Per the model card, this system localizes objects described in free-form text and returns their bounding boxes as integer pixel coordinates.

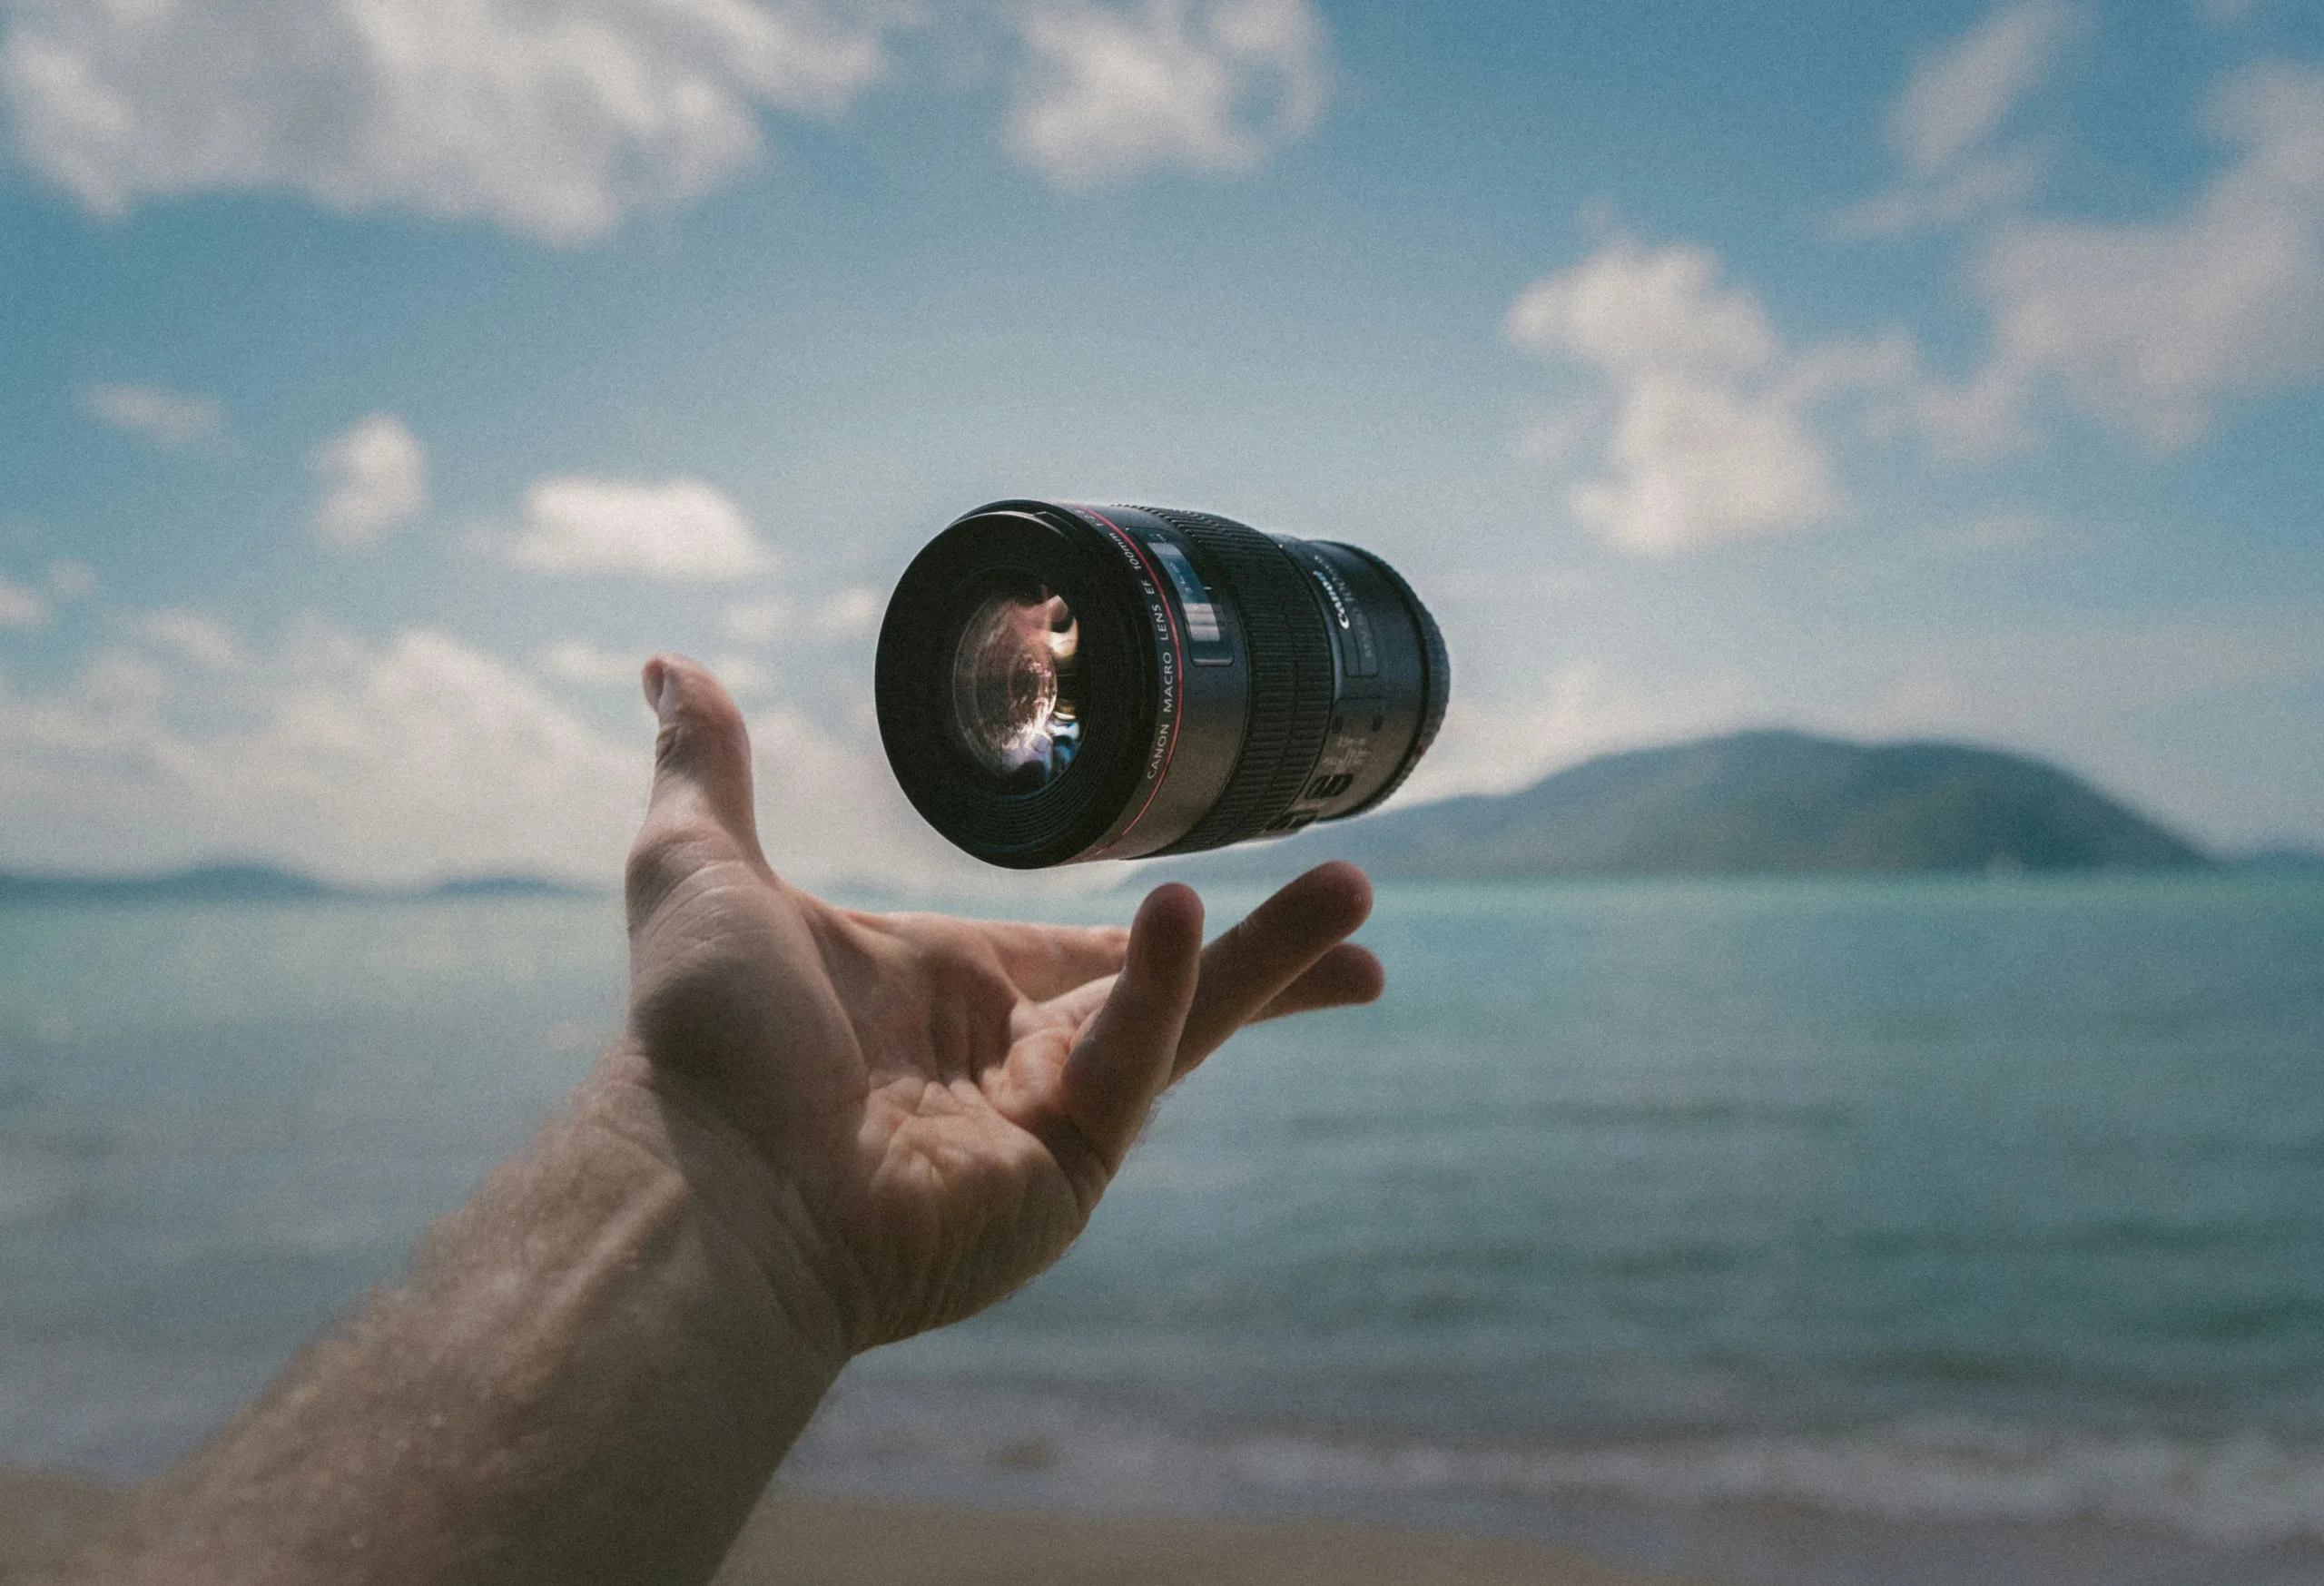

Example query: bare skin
[44,655,1382,1586]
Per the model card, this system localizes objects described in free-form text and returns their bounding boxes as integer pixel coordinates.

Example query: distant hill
[0,862,333,903]
[427,874,589,898]
[1177,730,2215,881]
[0,862,596,903]
[2238,846,2324,875]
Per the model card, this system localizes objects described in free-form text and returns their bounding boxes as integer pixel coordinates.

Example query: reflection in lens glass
[950,589,1082,788]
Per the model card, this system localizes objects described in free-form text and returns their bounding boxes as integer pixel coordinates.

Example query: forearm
[51,1049,849,1586]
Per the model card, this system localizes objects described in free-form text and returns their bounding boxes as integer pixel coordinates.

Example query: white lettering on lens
[1147,651,1177,779]
[1313,568,1350,629]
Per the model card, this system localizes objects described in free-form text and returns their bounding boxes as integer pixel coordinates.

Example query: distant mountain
[427,874,590,898]
[0,863,596,903]
[0,862,332,903]
[1176,730,2215,881]
[2237,846,2324,875]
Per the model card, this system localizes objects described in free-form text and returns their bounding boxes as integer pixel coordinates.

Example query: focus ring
[1134,507,1336,854]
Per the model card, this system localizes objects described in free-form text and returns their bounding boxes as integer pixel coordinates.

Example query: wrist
[581,1043,861,1380]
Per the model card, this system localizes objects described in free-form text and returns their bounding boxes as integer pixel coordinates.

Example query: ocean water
[3,879,2321,1584]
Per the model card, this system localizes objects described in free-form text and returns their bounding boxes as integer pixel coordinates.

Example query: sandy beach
[0,1466,1706,1585]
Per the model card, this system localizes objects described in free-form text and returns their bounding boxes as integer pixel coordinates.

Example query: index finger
[1049,885,1204,1197]
[1170,862,1373,1080]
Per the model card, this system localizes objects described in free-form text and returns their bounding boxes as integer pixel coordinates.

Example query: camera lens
[877,500,1449,869]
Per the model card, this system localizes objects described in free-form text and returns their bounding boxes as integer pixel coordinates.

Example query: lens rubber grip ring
[1135,507,1337,855]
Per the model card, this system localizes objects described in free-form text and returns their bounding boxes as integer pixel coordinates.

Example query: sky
[0,0,2319,890]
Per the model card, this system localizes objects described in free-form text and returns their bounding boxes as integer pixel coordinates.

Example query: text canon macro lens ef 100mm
[875,500,1449,869]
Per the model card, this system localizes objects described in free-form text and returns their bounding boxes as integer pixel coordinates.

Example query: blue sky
[1,0,2319,887]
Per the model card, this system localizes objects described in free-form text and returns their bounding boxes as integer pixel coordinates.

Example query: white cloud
[1838,1,2073,238]
[734,688,1007,892]
[0,615,1008,892]
[1395,657,1757,806]
[0,572,47,629]
[507,475,769,579]
[1505,239,1911,554]
[1836,143,2043,240]
[537,637,646,687]
[0,0,901,244]
[724,596,793,644]
[538,637,777,695]
[1931,64,2324,454]
[135,609,243,671]
[1509,239,1777,373]
[723,584,878,645]
[1003,0,1326,188]
[78,382,226,448]
[1959,608,2324,845]
[0,621,640,884]
[1880,611,2317,734]
[310,413,428,547]
[45,560,95,597]
[1890,0,2073,176]
[812,584,885,637]
[1403,566,2324,844]
[1,0,1334,239]
[706,651,775,695]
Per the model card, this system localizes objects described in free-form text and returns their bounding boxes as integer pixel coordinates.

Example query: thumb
[634,654,763,870]
[1056,883,1204,1185]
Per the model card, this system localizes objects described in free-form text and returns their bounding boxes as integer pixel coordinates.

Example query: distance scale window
[1144,538,1236,665]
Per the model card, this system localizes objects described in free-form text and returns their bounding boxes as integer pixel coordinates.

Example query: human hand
[615,655,1381,1361]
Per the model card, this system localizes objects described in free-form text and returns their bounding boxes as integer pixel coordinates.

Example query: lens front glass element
[949,587,1082,789]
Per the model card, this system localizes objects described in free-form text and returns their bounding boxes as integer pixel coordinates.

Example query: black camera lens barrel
[876,499,1448,869]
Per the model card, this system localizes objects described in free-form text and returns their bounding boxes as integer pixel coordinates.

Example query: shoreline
[0,1466,1702,1585]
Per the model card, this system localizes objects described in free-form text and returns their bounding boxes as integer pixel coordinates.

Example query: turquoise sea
[3,878,2321,1584]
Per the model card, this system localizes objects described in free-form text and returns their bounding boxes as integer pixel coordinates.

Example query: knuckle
[652,690,744,770]
[625,822,709,919]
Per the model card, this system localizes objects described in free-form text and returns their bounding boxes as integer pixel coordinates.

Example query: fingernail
[656,665,681,722]
[642,659,677,721]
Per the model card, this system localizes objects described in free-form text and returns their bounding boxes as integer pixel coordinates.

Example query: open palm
[618,655,1382,1353]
